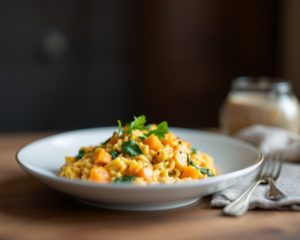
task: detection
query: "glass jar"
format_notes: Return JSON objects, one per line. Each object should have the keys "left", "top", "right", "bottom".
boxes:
{"left": 220, "top": 77, "right": 300, "bottom": 135}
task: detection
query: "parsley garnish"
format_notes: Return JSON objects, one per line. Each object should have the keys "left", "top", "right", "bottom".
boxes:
{"left": 192, "top": 148, "right": 198, "bottom": 155}
{"left": 121, "top": 140, "right": 143, "bottom": 156}
{"left": 187, "top": 154, "right": 214, "bottom": 177}
{"left": 110, "top": 150, "right": 119, "bottom": 160}
{"left": 168, "top": 172, "right": 173, "bottom": 177}
{"left": 124, "top": 115, "right": 147, "bottom": 135}
{"left": 144, "top": 121, "right": 169, "bottom": 139}
{"left": 145, "top": 124, "right": 152, "bottom": 130}
{"left": 118, "top": 115, "right": 169, "bottom": 140}
{"left": 114, "top": 176, "right": 136, "bottom": 183}
{"left": 75, "top": 149, "right": 85, "bottom": 160}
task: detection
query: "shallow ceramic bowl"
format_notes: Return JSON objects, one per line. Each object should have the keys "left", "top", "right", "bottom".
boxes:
{"left": 16, "top": 127, "right": 263, "bottom": 211}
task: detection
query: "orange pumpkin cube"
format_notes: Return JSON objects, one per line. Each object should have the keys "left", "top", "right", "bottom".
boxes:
{"left": 181, "top": 166, "right": 202, "bottom": 179}
{"left": 93, "top": 148, "right": 112, "bottom": 165}
{"left": 137, "top": 166, "right": 153, "bottom": 182}
{"left": 144, "top": 134, "right": 163, "bottom": 151}
{"left": 162, "top": 132, "right": 178, "bottom": 147}
{"left": 88, "top": 167, "right": 111, "bottom": 183}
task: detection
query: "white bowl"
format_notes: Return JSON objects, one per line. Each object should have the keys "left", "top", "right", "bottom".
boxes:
{"left": 16, "top": 127, "right": 263, "bottom": 211}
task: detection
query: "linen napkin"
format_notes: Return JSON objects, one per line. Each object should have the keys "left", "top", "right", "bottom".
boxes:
{"left": 210, "top": 125, "right": 300, "bottom": 210}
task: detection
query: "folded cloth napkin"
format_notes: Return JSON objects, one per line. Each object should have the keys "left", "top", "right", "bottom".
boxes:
{"left": 211, "top": 125, "right": 300, "bottom": 210}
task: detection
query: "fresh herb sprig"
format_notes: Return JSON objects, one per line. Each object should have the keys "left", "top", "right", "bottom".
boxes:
{"left": 143, "top": 121, "right": 169, "bottom": 139}
{"left": 187, "top": 154, "right": 214, "bottom": 177}
{"left": 123, "top": 115, "right": 147, "bottom": 135}
{"left": 117, "top": 115, "right": 169, "bottom": 140}
{"left": 117, "top": 120, "right": 122, "bottom": 136}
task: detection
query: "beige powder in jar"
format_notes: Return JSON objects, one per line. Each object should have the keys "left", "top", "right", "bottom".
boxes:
{"left": 221, "top": 92, "right": 300, "bottom": 135}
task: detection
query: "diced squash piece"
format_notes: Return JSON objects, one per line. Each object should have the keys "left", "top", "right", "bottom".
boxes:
{"left": 108, "top": 132, "right": 118, "bottom": 144}
{"left": 173, "top": 150, "right": 187, "bottom": 169}
{"left": 143, "top": 134, "right": 163, "bottom": 151}
{"left": 93, "top": 148, "right": 112, "bottom": 165}
{"left": 137, "top": 166, "right": 153, "bottom": 182}
{"left": 155, "top": 149, "right": 167, "bottom": 163}
{"left": 88, "top": 167, "right": 111, "bottom": 183}
{"left": 162, "top": 132, "right": 178, "bottom": 147}
{"left": 181, "top": 166, "right": 202, "bottom": 179}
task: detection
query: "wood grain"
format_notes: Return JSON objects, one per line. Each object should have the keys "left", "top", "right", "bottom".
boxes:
{"left": 0, "top": 132, "right": 299, "bottom": 240}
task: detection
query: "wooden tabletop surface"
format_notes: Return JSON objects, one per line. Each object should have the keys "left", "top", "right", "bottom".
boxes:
{"left": 1, "top": 132, "right": 300, "bottom": 240}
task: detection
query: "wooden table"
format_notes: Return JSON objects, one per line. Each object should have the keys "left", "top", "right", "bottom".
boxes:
{"left": 1, "top": 132, "right": 299, "bottom": 240}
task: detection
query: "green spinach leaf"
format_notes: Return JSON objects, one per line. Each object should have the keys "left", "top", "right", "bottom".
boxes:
{"left": 114, "top": 176, "right": 136, "bottom": 183}
{"left": 121, "top": 140, "right": 143, "bottom": 156}
{"left": 75, "top": 149, "right": 85, "bottom": 160}
{"left": 192, "top": 148, "right": 198, "bottom": 155}
{"left": 110, "top": 150, "right": 119, "bottom": 160}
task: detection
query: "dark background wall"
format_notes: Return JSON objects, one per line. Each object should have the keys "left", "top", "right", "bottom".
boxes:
{"left": 0, "top": 0, "right": 279, "bottom": 132}
{"left": 142, "top": 0, "right": 279, "bottom": 127}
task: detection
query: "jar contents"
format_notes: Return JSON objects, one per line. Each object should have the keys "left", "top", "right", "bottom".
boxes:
{"left": 220, "top": 77, "right": 300, "bottom": 135}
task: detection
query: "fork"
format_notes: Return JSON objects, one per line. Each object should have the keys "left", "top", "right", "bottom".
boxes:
{"left": 264, "top": 153, "right": 286, "bottom": 200}
{"left": 223, "top": 153, "right": 286, "bottom": 216}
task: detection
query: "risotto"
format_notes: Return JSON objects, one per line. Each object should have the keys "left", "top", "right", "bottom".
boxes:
{"left": 59, "top": 115, "right": 217, "bottom": 185}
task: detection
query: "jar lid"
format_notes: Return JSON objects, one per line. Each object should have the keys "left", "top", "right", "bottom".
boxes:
{"left": 232, "top": 76, "right": 292, "bottom": 93}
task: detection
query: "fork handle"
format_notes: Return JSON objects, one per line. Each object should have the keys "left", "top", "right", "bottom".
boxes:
{"left": 223, "top": 179, "right": 264, "bottom": 216}
{"left": 266, "top": 177, "right": 286, "bottom": 200}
